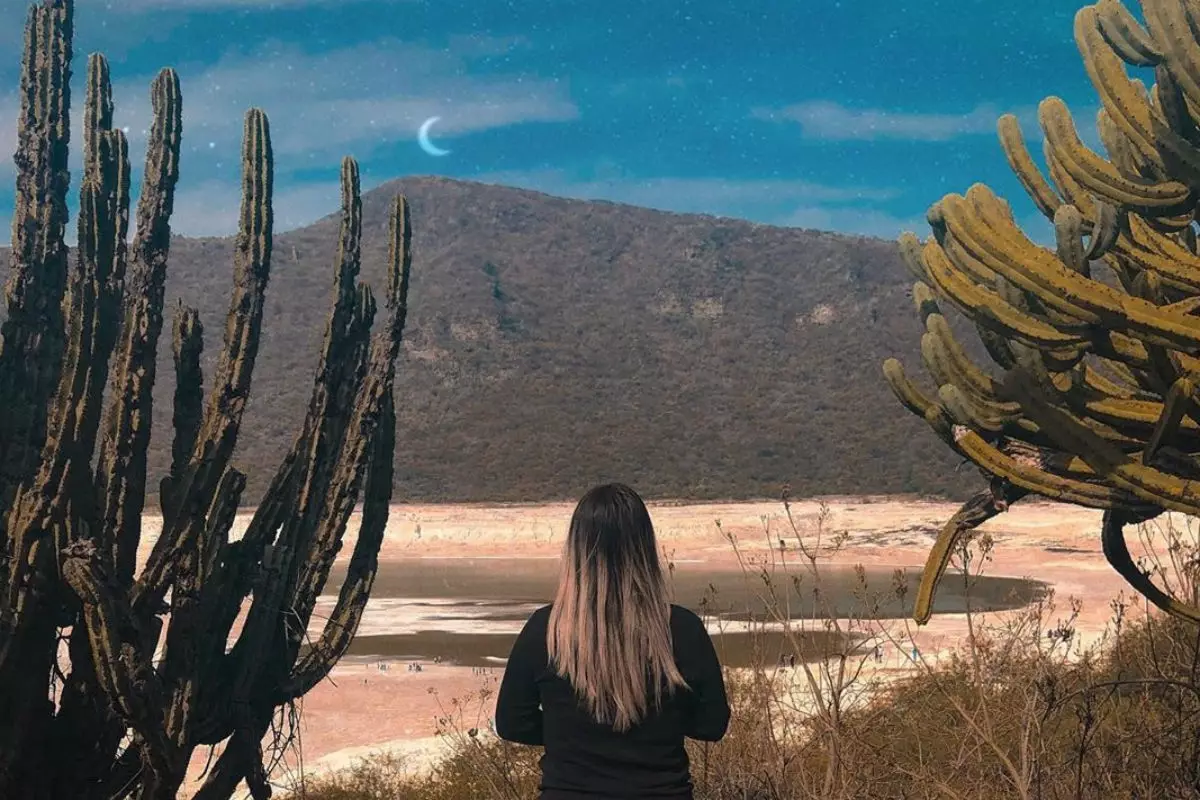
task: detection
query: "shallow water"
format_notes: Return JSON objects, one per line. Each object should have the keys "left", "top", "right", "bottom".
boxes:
{"left": 319, "top": 558, "right": 1045, "bottom": 669}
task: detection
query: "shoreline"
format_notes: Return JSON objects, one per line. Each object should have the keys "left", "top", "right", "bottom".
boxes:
{"left": 166, "top": 496, "right": 1149, "bottom": 796}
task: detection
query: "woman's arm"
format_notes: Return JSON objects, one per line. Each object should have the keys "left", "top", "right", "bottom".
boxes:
{"left": 495, "top": 612, "right": 545, "bottom": 745}
{"left": 683, "top": 613, "right": 730, "bottom": 742}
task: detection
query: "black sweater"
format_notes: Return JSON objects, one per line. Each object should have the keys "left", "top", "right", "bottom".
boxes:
{"left": 495, "top": 603, "right": 730, "bottom": 799}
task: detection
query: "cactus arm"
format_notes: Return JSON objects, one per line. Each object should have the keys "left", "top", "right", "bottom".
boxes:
{"left": 948, "top": 189, "right": 1200, "bottom": 352}
{"left": 1098, "top": 106, "right": 1155, "bottom": 178}
{"left": 940, "top": 233, "right": 1004, "bottom": 295}
{"left": 1072, "top": 395, "right": 1200, "bottom": 438}
{"left": 160, "top": 304, "right": 204, "bottom": 528}
{"left": 59, "top": 539, "right": 178, "bottom": 791}
{"left": 283, "top": 196, "right": 411, "bottom": 700}
{"left": 160, "top": 466, "right": 245, "bottom": 758}
{"left": 916, "top": 304, "right": 1030, "bottom": 423}
{"left": 0, "top": 16, "right": 122, "bottom": 771}
{"left": 1055, "top": 204, "right": 1090, "bottom": 275}
{"left": 923, "top": 241, "right": 1091, "bottom": 348}
{"left": 882, "top": 358, "right": 939, "bottom": 419}
{"left": 1151, "top": 63, "right": 1200, "bottom": 147}
{"left": 222, "top": 160, "right": 371, "bottom": 694}
{"left": 200, "top": 176, "right": 405, "bottom": 763}
{"left": 925, "top": 314, "right": 1022, "bottom": 413}
{"left": 287, "top": 195, "right": 412, "bottom": 655}
{"left": 913, "top": 483, "right": 1028, "bottom": 624}
{"left": 283, "top": 285, "right": 377, "bottom": 625}
{"left": 937, "top": 384, "right": 1010, "bottom": 432}
{"left": 1002, "top": 368, "right": 1200, "bottom": 514}
{"left": 1123, "top": 214, "right": 1200, "bottom": 280}
{"left": 39, "top": 56, "right": 137, "bottom": 796}
{"left": 997, "top": 114, "right": 1064, "bottom": 219}
{"left": 283, "top": 391, "right": 395, "bottom": 701}
{"left": 1141, "top": 0, "right": 1200, "bottom": 111}
{"left": 975, "top": 319, "right": 1019, "bottom": 369}
{"left": 1146, "top": 374, "right": 1200, "bottom": 459}
{"left": 1078, "top": 362, "right": 1150, "bottom": 400}
{"left": 68, "top": 60, "right": 128, "bottom": 467}
{"left": 1079, "top": 9, "right": 1198, "bottom": 181}
{"left": 0, "top": 0, "right": 73, "bottom": 517}
{"left": 132, "top": 108, "right": 273, "bottom": 618}
{"left": 94, "top": 67, "right": 182, "bottom": 588}
{"left": 911, "top": 428, "right": 1151, "bottom": 625}
{"left": 1097, "top": 0, "right": 1163, "bottom": 66}
{"left": 1101, "top": 508, "right": 1200, "bottom": 621}
{"left": 1167, "top": 295, "right": 1200, "bottom": 314}
{"left": 194, "top": 108, "right": 274, "bottom": 464}
{"left": 1045, "top": 138, "right": 1103, "bottom": 220}
{"left": 1087, "top": 200, "right": 1122, "bottom": 259}
{"left": 953, "top": 427, "right": 1145, "bottom": 508}
{"left": 1040, "top": 96, "right": 1192, "bottom": 209}
{"left": 898, "top": 232, "right": 933, "bottom": 282}
{"left": 0, "top": 8, "right": 74, "bottom": 701}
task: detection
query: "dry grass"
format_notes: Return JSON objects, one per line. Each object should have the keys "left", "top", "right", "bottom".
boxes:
{"left": 285, "top": 499, "right": 1200, "bottom": 799}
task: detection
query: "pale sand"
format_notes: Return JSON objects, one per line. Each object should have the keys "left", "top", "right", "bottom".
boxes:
{"left": 157, "top": 496, "right": 1189, "bottom": 796}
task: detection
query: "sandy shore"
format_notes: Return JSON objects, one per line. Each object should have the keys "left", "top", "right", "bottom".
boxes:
{"left": 163, "top": 496, "right": 1181, "bottom": 795}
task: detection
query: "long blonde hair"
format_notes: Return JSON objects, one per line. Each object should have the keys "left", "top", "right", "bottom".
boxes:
{"left": 546, "top": 483, "right": 689, "bottom": 732}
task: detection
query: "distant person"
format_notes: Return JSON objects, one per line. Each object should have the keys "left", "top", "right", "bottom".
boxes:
{"left": 496, "top": 483, "right": 730, "bottom": 799}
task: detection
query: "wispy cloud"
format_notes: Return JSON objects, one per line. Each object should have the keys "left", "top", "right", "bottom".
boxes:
{"left": 471, "top": 166, "right": 899, "bottom": 216}
{"left": 0, "top": 32, "right": 578, "bottom": 242}
{"left": 753, "top": 100, "right": 1019, "bottom": 142}
{"left": 2, "top": 32, "right": 572, "bottom": 170}
{"left": 96, "top": 36, "right": 575, "bottom": 164}
{"left": 782, "top": 206, "right": 1049, "bottom": 245}
{"left": 780, "top": 206, "right": 929, "bottom": 240}
{"left": 752, "top": 100, "right": 1101, "bottom": 147}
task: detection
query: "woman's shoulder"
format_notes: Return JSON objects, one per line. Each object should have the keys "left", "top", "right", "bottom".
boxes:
{"left": 669, "top": 603, "right": 706, "bottom": 630}
{"left": 517, "top": 604, "right": 553, "bottom": 640}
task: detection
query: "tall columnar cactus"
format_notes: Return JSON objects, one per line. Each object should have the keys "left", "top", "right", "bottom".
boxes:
{"left": 0, "top": 2, "right": 414, "bottom": 798}
{"left": 884, "top": 0, "right": 1200, "bottom": 625}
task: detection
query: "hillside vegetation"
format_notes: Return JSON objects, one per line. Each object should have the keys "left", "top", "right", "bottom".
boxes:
{"left": 1, "top": 177, "right": 977, "bottom": 504}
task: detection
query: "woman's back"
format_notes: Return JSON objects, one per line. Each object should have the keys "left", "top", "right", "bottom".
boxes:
{"left": 494, "top": 483, "right": 730, "bottom": 798}
{"left": 496, "top": 602, "right": 729, "bottom": 798}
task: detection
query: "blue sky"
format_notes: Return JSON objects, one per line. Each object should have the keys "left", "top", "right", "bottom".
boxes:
{"left": 0, "top": 0, "right": 1120, "bottom": 244}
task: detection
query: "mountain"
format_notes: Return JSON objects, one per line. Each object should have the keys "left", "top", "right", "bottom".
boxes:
{"left": 0, "top": 176, "right": 981, "bottom": 505}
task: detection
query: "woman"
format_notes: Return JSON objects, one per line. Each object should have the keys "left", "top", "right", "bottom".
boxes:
{"left": 496, "top": 483, "right": 730, "bottom": 799}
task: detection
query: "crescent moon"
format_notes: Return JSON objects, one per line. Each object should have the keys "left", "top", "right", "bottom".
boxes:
{"left": 417, "top": 116, "right": 452, "bottom": 157}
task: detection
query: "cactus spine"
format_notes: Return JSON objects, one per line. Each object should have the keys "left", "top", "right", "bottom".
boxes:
{"left": 0, "top": 2, "right": 414, "bottom": 798}
{"left": 885, "top": 0, "right": 1200, "bottom": 626}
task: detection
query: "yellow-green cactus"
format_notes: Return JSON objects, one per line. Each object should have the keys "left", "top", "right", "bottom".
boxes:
{"left": 884, "top": 0, "right": 1200, "bottom": 626}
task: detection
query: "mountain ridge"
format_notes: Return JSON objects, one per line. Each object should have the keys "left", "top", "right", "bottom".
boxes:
{"left": 0, "top": 176, "right": 980, "bottom": 505}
